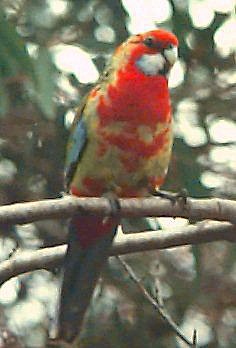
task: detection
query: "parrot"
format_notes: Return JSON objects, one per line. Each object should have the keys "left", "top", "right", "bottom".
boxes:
{"left": 58, "top": 29, "right": 178, "bottom": 343}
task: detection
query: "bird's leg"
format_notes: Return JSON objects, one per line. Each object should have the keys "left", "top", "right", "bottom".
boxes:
{"left": 103, "top": 192, "right": 121, "bottom": 223}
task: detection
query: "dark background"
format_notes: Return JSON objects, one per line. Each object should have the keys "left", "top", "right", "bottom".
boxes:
{"left": 0, "top": 1, "right": 235, "bottom": 347}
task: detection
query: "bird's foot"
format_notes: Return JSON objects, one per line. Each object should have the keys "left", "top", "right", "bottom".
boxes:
{"left": 153, "top": 188, "right": 188, "bottom": 205}
{"left": 103, "top": 192, "right": 121, "bottom": 217}
{"left": 102, "top": 192, "right": 121, "bottom": 226}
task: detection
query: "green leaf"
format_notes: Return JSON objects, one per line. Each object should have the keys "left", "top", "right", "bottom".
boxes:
{"left": 121, "top": 217, "right": 160, "bottom": 233}
{"left": 0, "top": 39, "right": 19, "bottom": 77}
{"left": 0, "top": 78, "right": 9, "bottom": 116}
{"left": 173, "top": 138, "right": 210, "bottom": 197}
{"left": 0, "top": 8, "right": 33, "bottom": 77}
{"left": 34, "top": 47, "right": 55, "bottom": 118}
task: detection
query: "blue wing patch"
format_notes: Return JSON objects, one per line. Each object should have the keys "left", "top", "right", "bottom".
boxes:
{"left": 64, "top": 117, "right": 87, "bottom": 190}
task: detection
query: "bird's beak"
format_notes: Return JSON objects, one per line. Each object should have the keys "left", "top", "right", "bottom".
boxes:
{"left": 164, "top": 46, "right": 178, "bottom": 66}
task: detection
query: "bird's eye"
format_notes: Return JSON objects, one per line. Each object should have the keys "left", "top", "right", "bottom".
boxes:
{"left": 143, "top": 37, "right": 155, "bottom": 48}
{"left": 166, "top": 43, "right": 174, "bottom": 50}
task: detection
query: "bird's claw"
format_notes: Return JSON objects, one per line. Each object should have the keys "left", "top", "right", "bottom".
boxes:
{"left": 153, "top": 188, "right": 188, "bottom": 205}
{"left": 101, "top": 193, "right": 121, "bottom": 226}
{"left": 103, "top": 192, "right": 121, "bottom": 217}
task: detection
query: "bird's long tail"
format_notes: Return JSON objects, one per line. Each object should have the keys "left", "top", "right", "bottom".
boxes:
{"left": 58, "top": 215, "right": 118, "bottom": 343}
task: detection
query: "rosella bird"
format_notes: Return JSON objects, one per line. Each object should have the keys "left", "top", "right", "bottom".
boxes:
{"left": 58, "top": 29, "right": 178, "bottom": 342}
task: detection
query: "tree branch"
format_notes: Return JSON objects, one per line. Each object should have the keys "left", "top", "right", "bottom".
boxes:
{"left": 117, "top": 256, "right": 194, "bottom": 347}
{"left": 0, "top": 220, "right": 235, "bottom": 286}
{"left": 0, "top": 195, "right": 235, "bottom": 226}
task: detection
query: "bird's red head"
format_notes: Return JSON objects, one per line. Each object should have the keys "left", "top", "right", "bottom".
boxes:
{"left": 115, "top": 29, "right": 178, "bottom": 77}
{"left": 138, "top": 29, "right": 178, "bottom": 52}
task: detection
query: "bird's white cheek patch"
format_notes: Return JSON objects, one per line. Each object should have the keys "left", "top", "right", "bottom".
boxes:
{"left": 136, "top": 53, "right": 165, "bottom": 76}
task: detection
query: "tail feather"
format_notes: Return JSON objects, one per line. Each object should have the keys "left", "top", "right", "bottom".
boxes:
{"left": 58, "top": 216, "right": 117, "bottom": 343}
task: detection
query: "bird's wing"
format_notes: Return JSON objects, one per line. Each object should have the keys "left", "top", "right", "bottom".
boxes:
{"left": 64, "top": 63, "right": 114, "bottom": 191}
{"left": 64, "top": 96, "right": 88, "bottom": 191}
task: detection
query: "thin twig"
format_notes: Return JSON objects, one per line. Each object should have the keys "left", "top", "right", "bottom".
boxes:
{"left": 0, "top": 220, "right": 235, "bottom": 286}
{"left": 192, "top": 329, "right": 197, "bottom": 347}
{"left": 0, "top": 195, "right": 235, "bottom": 226}
{"left": 117, "top": 256, "right": 194, "bottom": 347}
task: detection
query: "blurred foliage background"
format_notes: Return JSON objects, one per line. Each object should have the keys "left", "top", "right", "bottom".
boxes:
{"left": 0, "top": 0, "right": 235, "bottom": 347}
